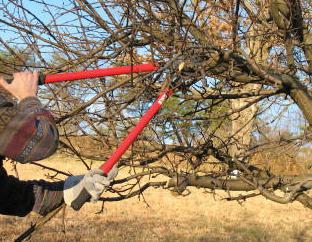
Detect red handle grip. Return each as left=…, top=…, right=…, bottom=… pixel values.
left=41, top=63, right=160, bottom=85
left=100, top=87, right=173, bottom=175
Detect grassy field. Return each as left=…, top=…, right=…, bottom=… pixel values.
left=0, top=155, right=312, bottom=242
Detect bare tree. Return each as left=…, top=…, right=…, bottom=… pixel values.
left=1, top=0, right=312, bottom=220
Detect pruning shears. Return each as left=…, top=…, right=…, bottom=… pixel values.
left=6, top=60, right=186, bottom=209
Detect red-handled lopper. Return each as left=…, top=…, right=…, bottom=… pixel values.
left=53, top=62, right=179, bottom=210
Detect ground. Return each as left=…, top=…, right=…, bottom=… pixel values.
left=0, top=155, right=311, bottom=242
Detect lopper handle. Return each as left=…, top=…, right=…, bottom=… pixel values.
left=43, top=63, right=159, bottom=85
left=3, top=63, right=160, bottom=86
left=100, top=87, right=173, bottom=175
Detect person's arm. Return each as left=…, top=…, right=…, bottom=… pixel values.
left=0, top=95, right=59, bottom=162
left=0, top=73, right=58, bottom=162
left=0, top=162, right=117, bottom=217
left=0, top=162, right=64, bottom=217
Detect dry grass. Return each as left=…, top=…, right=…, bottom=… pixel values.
left=1, top=154, right=312, bottom=242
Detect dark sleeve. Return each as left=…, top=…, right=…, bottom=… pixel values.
left=0, top=88, right=59, bottom=162
left=0, top=164, right=64, bottom=217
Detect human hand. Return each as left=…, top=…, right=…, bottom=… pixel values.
left=63, top=165, right=118, bottom=210
left=0, top=72, right=38, bottom=101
